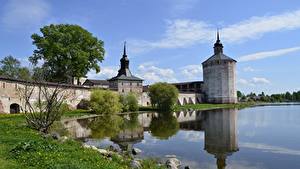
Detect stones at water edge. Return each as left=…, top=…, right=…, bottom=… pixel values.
left=165, top=155, right=181, bottom=169
left=132, top=147, right=142, bottom=155
left=51, top=132, right=61, bottom=140
left=130, top=159, right=142, bottom=169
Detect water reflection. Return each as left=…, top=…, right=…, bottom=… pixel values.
left=111, top=113, right=144, bottom=152
left=149, top=113, right=179, bottom=140
left=202, top=109, right=239, bottom=169
left=63, top=108, right=238, bottom=168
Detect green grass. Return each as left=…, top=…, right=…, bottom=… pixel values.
left=139, top=102, right=255, bottom=112
left=0, top=113, right=164, bottom=169
left=175, top=102, right=256, bottom=111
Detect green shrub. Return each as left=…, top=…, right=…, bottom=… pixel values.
left=149, top=83, right=179, bottom=112
left=90, top=89, right=122, bottom=114
left=120, top=93, right=139, bottom=112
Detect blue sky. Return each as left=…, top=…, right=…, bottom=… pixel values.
left=0, top=0, right=300, bottom=94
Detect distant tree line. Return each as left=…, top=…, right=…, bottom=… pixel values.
left=237, top=91, right=300, bottom=102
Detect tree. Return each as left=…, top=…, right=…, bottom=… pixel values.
left=29, top=24, right=105, bottom=83
left=148, top=82, right=179, bottom=112
left=0, top=56, right=31, bottom=80
left=19, top=83, right=67, bottom=133
left=120, top=93, right=139, bottom=112
left=90, top=89, right=122, bottom=114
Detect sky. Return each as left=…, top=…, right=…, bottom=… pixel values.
left=0, top=0, right=300, bottom=94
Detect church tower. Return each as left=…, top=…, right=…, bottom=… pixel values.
left=108, top=42, right=143, bottom=97
left=202, top=32, right=237, bottom=103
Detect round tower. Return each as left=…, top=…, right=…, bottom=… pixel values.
left=202, top=32, right=237, bottom=103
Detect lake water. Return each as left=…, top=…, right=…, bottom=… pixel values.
left=63, top=105, right=300, bottom=169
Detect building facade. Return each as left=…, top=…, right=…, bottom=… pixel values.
left=202, top=32, right=237, bottom=103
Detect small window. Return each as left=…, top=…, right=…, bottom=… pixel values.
left=122, top=89, right=124, bottom=93
left=15, top=84, right=18, bottom=89
left=121, top=82, right=124, bottom=85
left=130, top=82, right=132, bottom=86
left=2, top=83, right=5, bottom=88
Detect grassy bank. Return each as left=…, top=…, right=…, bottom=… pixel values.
left=0, top=113, right=164, bottom=169
left=139, top=102, right=256, bottom=112
left=175, top=102, right=256, bottom=111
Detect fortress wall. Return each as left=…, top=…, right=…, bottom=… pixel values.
left=0, top=79, right=91, bottom=114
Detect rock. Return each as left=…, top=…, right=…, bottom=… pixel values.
left=51, top=132, right=60, bottom=140
left=97, top=149, right=109, bottom=155
left=131, top=160, right=142, bottom=169
left=165, top=158, right=181, bottom=169
left=132, top=148, right=142, bottom=155
left=165, top=155, right=177, bottom=158
left=108, top=145, right=119, bottom=152
left=59, top=136, right=68, bottom=142
left=82, top=144, right=91, bottom=149
left=90, top=145, right=99, bottom=151
left=184, top=166, right=190, bottom=169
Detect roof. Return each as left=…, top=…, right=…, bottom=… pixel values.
left=108, top=74, right=143, bottom=81
left=171, top=81, right=203, bottom=85
left=202, top=53, right=237, bottom=64
left=0, top=75, right=90, bottom=90
left=83, top=79, right=109, bottom=86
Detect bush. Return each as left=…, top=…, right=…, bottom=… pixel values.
left=90, top=89, right=122, bottom=114
left=149, top=83, right=179, bottom=112
left=120, top=93, right=139, bottom=112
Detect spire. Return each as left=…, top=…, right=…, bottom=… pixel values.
left=214, top=29, right=223, bottom=54
left=216, top=29, right=220, bottom=43
left=123, top=41, right=127, bottom=57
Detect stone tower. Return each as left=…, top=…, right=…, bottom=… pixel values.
left=108, top=42, right=143, bottom=96
left=202, top=32, right=237, bottom=103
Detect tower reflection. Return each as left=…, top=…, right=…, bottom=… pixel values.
left=203, top=108, right=239, bottom=169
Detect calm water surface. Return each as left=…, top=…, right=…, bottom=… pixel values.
left=64, top=105, right=300, bottom=169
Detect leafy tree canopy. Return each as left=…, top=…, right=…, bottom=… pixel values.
left=0, top=55, right=31, bottom=80
left=90, top=89, right=122, bottom=114
left=149, top=82, right=179, bottom=112
left=29, top=24, right=105, bottom=83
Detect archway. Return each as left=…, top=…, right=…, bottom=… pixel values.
left=10, top=103, right=20, bottom=114
left=183, top=98, right=188, bottom=105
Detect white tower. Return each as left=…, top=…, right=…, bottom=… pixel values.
left=202, top=32, right=237, bottom=103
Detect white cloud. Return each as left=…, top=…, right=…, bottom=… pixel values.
left=238, top=77, right=270, bottom=86
left=241, top=142, right=300, bottom=156
left=238, top=46, right=300, bottom=62
left=87, top=66, right=118, bottom=80
left=1, top=0, right=50, bottom=29
left=137, top=62, right=177, bottom=84
left=252, top=77, right=271, bottom=84
left=180, top=64, right=202, bottom=80
left=130, top=9, right=300, bottom=53
left=243, top=66, right=256, bottom=72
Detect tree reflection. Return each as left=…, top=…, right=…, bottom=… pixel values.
left=149, top=113, right=179, bottom=140
left=89, top=115, right=124, bottom=139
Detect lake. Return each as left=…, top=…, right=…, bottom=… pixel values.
left=63, top=105, right=300, bottom=169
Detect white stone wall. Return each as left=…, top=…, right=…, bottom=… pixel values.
left=0, top=80, right=91, bottom=114
left=203, top=61, right=237, bottom=103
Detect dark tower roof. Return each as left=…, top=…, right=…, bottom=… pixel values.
left=202, top=31, right=236, bottom=64
left=109, top=42, right=143, bottom=81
